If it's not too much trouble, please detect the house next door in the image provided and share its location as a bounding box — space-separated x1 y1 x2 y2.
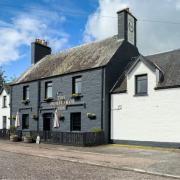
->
43 113 52 141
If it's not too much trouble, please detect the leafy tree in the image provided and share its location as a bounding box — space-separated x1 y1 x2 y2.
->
0 66 6 86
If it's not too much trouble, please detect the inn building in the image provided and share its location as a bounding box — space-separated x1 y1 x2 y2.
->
10 9 139 144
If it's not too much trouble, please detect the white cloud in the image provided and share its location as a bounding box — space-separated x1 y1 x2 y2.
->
0 9 69 65
84 0 180 55
84 0 129 42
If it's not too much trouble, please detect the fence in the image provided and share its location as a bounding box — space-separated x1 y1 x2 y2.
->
37 131 104 146
0 129 104 146
0 129 10 139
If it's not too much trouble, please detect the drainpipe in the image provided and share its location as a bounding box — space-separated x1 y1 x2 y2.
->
37 80 41 135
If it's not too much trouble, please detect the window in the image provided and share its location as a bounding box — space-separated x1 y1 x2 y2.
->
2 116 6 129
22 114 29 129
135 74 148 95
72 76 82 94
45 81 52 98
70 112 81 131
2 96 7 107
23 86 29 100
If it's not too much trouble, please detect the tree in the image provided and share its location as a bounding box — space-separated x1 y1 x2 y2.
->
0 66 6 86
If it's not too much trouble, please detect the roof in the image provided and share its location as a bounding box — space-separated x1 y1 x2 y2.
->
112 49 180 93
0 84 10 95
15 35 124 84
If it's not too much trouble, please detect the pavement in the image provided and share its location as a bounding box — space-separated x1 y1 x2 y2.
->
0 140 180 179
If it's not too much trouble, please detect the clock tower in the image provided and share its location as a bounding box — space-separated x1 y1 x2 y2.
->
117 8 137 46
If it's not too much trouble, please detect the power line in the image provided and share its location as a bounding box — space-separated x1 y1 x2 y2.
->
0 2 180 25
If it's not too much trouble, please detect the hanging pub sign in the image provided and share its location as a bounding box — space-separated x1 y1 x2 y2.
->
50 95 75 110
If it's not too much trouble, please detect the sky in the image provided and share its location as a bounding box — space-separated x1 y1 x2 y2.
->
1 0 180 80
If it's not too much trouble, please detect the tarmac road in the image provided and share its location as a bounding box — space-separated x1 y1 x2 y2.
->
0 150 175 180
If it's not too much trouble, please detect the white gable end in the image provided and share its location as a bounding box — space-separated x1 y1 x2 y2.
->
111 59 180 144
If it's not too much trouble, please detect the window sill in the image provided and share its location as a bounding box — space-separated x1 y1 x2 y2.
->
44 97 54 102
2 106 7 108
134 93 148 97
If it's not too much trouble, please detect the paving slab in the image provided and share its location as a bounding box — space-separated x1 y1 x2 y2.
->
0 140 180 179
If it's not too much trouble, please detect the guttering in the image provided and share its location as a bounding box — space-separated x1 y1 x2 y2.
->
10 66 105 86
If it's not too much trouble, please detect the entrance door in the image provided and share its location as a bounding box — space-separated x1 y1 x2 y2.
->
43 113 52 141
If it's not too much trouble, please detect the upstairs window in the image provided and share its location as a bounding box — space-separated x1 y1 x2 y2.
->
23 86 29 100
2 96 7 107
22 114 29 129
72 76 82 94
45 81 52 99
135 74 148 95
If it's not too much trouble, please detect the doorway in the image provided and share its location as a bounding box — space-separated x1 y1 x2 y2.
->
43 113 52 141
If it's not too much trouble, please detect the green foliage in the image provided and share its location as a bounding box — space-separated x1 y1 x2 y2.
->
10 125 16 135
0 66 6 86
90 127 102 133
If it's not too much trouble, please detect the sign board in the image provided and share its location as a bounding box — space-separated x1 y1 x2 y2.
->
50 96 75 111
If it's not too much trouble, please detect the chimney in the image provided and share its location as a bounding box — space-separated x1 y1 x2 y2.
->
31 39 51 64
117 8 137 46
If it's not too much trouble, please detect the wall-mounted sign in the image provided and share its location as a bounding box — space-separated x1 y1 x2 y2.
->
50 96 75 110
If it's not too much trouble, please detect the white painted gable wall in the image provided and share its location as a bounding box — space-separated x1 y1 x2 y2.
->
0 89 10 129
111 61 180 143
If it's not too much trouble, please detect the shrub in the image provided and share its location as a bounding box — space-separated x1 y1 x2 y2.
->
90 127 102 133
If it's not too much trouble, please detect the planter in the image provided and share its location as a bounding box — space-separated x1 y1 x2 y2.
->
10 135 19 142
44 98 53 103
87 113 96 120
71 93 82 100
23 136 33 143
21 99 30 105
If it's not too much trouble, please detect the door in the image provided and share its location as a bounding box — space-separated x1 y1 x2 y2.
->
3 116 7 129
43 113 52 141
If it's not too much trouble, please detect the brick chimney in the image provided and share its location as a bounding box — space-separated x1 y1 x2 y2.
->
117 8 137 46
31 39 51 64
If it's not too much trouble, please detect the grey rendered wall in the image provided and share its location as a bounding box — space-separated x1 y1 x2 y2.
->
11 68 103 133
11 81 39 131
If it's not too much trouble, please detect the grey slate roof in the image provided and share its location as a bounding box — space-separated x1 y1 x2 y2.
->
112 49 180 93
15 35 123 84
0 84 10 94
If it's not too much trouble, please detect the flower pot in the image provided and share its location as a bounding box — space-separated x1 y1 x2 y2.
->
23 136 33 143
10 135 19 142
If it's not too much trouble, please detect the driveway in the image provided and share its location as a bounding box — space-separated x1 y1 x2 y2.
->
0 140 180 179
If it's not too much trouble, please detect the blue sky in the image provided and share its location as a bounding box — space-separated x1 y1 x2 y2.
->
1 0 180 80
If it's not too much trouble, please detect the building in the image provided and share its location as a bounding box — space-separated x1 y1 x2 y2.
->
111 50 180 148
0 84 10 129
10 9 139 144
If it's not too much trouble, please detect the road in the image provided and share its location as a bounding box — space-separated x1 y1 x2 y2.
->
0 150 175 180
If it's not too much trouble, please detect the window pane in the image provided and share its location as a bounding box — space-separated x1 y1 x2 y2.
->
73 77 81 94
45 82 52 98
71 113 81 131
136 75 147 94
3 96 7 107
23 86 29 100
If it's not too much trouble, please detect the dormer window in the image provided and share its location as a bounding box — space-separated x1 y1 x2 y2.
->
135 74 148 95
23 86 29 100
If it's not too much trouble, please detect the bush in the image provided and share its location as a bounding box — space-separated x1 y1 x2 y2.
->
10 125 16 135
90 127 102 133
